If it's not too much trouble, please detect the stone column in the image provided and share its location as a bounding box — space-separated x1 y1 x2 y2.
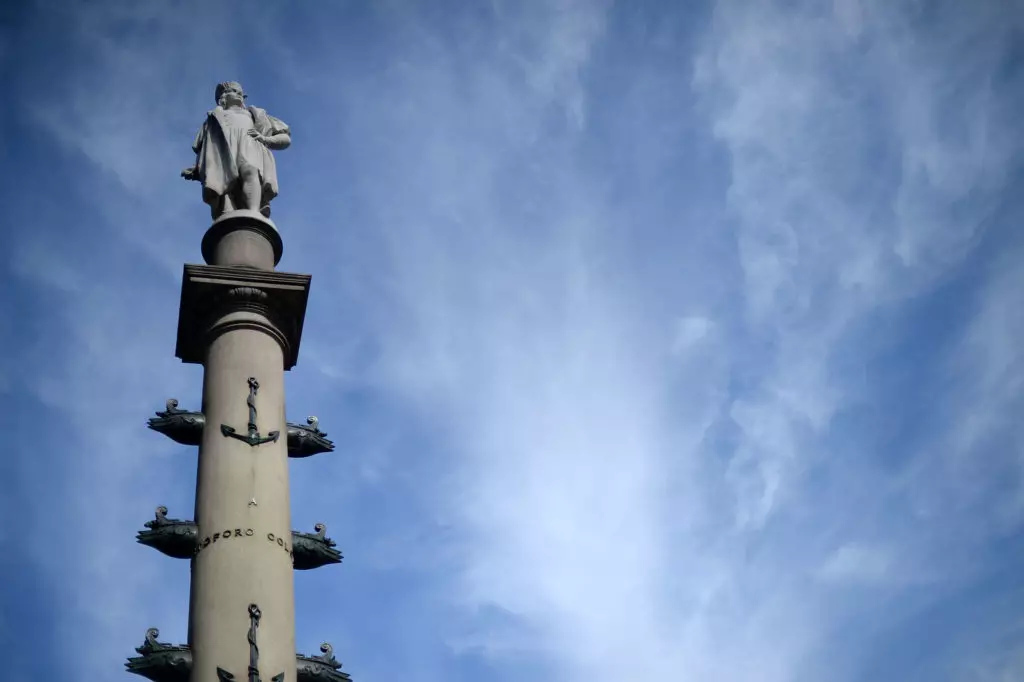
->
178 210 311 682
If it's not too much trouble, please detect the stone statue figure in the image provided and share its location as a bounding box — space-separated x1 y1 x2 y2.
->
182 81 291 219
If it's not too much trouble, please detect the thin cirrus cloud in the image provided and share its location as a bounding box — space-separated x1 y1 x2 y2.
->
1 1 1022 682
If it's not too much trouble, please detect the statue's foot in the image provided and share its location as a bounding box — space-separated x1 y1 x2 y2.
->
260 205 271 218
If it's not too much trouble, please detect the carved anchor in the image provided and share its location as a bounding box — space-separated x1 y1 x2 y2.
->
221 377 280 447
217 603 284 682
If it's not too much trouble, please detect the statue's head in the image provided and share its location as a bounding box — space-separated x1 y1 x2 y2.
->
215 81 247 107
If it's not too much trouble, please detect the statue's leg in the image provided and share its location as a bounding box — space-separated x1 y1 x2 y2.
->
238 163 261 212
212 193 232 219
204 187 229 219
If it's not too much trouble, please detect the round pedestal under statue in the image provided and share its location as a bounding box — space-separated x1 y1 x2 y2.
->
201 210 283 270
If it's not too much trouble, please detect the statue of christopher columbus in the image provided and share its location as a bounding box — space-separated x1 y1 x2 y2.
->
182 81 291 219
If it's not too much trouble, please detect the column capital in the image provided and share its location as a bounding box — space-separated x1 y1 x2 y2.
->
175 264 312 370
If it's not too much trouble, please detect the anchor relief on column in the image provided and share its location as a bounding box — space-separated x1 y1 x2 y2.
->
221 377 281 447
217 603 285 682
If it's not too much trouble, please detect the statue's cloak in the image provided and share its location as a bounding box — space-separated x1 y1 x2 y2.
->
191 105 290 205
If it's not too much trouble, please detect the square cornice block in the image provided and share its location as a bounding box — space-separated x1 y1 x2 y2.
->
175 264 312 370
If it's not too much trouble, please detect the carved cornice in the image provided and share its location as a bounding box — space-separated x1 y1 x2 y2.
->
147 400 335 457
125 629 353 682
227 286 270 302
175 264 311 370
137 508 343 570
222 286 273 322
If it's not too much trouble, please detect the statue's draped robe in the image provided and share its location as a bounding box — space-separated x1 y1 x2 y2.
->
192 105 290 209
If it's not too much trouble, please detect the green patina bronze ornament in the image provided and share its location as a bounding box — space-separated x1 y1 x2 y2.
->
125 629 193 682
221 377 280 447
147 399 205 446
290 523 343 570
136 506 199 560
286 416 335 458
296 643 353 682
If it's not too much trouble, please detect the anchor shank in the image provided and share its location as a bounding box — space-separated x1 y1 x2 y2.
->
221 376 280 447
248 606 260 682
246 377 260 437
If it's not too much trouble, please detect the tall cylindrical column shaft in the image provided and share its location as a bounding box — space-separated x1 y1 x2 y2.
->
188 306 296 682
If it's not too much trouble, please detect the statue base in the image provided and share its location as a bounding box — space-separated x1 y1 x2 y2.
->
201 210 283 270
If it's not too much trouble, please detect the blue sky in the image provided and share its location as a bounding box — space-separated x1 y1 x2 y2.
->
1 0 1023 680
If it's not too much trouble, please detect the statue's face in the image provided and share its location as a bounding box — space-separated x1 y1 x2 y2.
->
218 83 246 107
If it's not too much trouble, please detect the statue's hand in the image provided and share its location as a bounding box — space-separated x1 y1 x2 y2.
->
181 166 197 181
247 129 266 145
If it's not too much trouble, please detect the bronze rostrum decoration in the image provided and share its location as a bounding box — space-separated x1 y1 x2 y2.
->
125 628 192 682
147 399 205 446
